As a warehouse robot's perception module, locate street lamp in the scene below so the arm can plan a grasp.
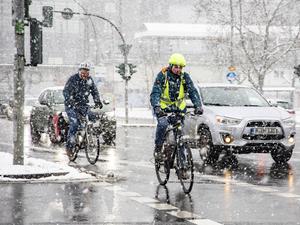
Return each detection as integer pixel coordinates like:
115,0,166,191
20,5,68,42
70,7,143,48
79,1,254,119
49,7,134,123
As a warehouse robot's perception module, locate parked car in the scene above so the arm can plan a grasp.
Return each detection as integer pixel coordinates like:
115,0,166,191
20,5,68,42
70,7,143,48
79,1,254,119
183,83,296,164
30,86,116,146
24,97,38,123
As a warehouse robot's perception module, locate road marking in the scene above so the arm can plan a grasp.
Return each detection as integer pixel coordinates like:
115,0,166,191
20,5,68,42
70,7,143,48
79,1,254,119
188,219,223,225
117,191,142,197
167,210,201,219
147,203,178,210
93,182,112,187
104,186,124,191
130,196,160,203
274,193,300,198
251,186,278,192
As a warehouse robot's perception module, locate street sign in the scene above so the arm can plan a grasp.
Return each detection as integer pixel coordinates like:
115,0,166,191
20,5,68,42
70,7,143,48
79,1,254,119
61,8,73,20
228,66,236,71
226,72,237,82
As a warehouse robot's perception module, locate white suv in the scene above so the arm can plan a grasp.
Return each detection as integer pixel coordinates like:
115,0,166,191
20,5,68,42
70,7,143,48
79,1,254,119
183,83,296,164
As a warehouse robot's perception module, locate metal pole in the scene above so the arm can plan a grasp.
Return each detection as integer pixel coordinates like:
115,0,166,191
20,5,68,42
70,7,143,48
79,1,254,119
13,0,25,165
229,0,234,67
57,9,131,123
83,13,131,124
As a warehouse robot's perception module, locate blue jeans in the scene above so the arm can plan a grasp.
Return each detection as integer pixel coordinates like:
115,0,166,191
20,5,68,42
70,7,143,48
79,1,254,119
65,106,97,150
155,116,187,169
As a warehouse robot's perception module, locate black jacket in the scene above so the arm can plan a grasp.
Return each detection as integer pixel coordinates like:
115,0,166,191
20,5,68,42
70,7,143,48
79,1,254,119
63,73,101,109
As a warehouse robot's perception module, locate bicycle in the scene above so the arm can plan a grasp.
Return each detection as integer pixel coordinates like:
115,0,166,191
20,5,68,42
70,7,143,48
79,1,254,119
68,106,104,165
154,111,194,194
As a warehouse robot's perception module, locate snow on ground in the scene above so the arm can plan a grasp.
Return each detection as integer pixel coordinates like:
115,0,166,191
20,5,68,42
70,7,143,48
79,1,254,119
0,152,94,182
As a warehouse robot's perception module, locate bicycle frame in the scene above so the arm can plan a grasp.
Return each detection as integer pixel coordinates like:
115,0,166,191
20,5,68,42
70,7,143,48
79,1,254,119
164,117,184,169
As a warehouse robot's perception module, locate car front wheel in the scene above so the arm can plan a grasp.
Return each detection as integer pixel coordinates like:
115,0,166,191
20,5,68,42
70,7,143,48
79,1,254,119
271,145,293,164
198,126,220,165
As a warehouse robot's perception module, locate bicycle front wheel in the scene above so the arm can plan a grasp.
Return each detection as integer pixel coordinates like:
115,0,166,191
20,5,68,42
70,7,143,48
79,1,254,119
69,145,80,162
155,144,170,185
178,144,194,194
85,126,100,165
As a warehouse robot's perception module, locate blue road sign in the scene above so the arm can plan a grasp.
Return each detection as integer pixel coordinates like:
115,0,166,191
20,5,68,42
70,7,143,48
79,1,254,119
226,72,237,82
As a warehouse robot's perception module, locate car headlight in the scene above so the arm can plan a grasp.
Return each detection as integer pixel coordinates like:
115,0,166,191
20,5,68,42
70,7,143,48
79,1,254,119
216,116,242,125
282,117,295,127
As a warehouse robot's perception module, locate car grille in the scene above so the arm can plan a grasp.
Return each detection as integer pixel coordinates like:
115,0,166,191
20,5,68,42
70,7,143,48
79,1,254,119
242,120,284,140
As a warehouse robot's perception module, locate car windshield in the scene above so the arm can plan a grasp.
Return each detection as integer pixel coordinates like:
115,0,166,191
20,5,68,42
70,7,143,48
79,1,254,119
53,90,65,104
200,86,270,107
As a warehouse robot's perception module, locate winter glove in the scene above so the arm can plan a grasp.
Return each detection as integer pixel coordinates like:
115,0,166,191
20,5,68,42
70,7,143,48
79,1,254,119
194,107,203,115
154,106,166,118
95,102,103,109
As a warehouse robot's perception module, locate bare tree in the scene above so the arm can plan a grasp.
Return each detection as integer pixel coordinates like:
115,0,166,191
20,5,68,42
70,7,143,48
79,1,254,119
194,0,300,92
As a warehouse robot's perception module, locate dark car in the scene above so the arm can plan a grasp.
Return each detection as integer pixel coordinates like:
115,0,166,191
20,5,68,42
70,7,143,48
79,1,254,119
30,86,116,146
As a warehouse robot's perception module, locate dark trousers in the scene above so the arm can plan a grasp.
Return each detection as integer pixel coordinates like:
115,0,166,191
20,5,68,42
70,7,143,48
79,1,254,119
155,116,187,168
65,106,97,150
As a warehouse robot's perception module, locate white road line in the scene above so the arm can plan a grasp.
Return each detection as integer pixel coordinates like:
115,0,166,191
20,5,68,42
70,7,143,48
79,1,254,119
104,186,124,191
274,193,300,198
147,203,178,210
251,186,278,192
167,210,201,219
130,196,160,203
92,182,112,187
117,191,142,197
188,219,223,225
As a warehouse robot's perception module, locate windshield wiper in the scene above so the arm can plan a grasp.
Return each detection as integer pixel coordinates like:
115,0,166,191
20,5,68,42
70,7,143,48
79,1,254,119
203,102,230,106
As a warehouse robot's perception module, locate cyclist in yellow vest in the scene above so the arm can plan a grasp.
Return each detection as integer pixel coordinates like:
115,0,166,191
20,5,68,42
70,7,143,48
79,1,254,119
150,53,203,160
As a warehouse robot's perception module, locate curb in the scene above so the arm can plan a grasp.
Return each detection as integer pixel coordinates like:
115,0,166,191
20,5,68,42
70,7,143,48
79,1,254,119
1,171,69,179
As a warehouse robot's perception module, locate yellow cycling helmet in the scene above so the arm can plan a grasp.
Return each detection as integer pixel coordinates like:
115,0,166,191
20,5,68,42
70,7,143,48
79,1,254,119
168,53,186,67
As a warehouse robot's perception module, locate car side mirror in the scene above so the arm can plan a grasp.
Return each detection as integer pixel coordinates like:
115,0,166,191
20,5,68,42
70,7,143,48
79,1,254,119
103,99,110,105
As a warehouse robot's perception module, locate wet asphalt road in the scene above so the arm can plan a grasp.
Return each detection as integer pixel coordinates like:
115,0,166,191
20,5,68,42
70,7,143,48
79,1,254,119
0,118,300,225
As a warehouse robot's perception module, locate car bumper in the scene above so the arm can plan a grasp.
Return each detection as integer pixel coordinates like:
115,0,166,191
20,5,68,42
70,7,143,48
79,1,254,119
210,121,296,149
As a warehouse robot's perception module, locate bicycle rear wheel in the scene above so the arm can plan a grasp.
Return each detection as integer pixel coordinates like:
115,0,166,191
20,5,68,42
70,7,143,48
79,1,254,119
85,126,100,165
155,144,170,185
178,144,194,194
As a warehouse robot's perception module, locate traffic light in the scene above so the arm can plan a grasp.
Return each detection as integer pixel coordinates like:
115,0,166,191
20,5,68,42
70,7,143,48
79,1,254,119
116,63,126,78
42,6,53,27
128,63,137,75
24,0,32,19
30,18,43,66
294,65,300,77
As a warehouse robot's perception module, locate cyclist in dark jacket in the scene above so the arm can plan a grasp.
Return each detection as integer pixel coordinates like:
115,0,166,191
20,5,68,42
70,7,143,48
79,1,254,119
150,53,203,177
63,62,103,159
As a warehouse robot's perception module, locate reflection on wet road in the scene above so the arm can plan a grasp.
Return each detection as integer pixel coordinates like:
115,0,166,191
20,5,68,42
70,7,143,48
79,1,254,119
0,118,300,224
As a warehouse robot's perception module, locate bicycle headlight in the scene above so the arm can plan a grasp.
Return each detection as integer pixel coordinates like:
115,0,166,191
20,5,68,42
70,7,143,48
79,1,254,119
282,117,295,127
216,116,242,125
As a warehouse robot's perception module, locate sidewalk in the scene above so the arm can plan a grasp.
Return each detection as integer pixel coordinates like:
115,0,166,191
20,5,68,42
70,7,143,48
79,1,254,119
0,152,95,182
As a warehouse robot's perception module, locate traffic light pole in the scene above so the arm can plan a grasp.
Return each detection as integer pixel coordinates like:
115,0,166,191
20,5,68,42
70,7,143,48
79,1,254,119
82,13,131,124
13,0,25,165
50,8,133,123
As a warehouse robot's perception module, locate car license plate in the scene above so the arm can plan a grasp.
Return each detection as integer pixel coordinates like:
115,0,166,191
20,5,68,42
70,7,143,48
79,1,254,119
250,127,279,135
